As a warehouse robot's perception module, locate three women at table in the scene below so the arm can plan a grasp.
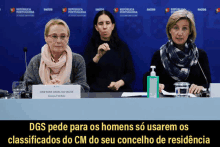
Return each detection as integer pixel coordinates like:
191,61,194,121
24,19,90,92
24,9,211,94
83,10,135,92
143,9,211,94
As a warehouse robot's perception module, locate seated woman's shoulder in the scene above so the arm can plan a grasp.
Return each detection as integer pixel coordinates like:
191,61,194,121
198,48,208,56
118,39,127,47
155,49,160,54
72,52,84,61
30,53,41,62
198,48,206,53
116,39,130,51
153,49,161,57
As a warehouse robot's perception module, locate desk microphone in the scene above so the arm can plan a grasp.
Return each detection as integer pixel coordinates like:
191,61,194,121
0,89,8,98
23,47,28,90
23,47,28,70
191,48,210,97
21,47,32,98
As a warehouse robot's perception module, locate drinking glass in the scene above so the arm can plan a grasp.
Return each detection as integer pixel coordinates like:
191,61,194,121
12,81,26,99
174,82,190,98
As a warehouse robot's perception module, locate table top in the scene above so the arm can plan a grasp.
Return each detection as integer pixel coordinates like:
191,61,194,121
0,92,218,120
1,92,167,99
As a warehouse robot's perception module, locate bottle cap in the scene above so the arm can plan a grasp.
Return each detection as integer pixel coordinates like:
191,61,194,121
150,66,156,76
150,66,156,69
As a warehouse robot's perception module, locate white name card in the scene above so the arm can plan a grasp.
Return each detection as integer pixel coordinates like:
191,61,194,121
32,85,81,99
210,83,220,98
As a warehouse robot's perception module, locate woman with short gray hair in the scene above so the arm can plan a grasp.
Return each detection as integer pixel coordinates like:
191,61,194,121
24,19,90,92
143,9,211,94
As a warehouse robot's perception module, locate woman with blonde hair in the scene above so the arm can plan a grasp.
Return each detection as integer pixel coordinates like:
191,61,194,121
143,9,211,94
24,18,90,92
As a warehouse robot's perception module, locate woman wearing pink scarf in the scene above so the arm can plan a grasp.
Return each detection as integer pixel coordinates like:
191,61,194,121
24,19,90,92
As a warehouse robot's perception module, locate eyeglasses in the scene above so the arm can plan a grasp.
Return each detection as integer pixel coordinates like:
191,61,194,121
47,34,68,41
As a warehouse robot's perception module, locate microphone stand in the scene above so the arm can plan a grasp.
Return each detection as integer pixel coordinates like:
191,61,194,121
21,47,32,98
23,47,28,71
191,48,210,97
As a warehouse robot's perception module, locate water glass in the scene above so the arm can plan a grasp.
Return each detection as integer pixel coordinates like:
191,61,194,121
12,81,26,99
174,82,190,98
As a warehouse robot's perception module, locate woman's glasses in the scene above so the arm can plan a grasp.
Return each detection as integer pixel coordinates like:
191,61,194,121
47,34,68,41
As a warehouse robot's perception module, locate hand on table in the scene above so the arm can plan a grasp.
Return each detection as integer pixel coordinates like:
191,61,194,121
45,79,61,85
159,84,165,93
189,84,204,94
108,80,125,91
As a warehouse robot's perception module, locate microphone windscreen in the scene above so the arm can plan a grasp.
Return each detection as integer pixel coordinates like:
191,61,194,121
23,47,27,52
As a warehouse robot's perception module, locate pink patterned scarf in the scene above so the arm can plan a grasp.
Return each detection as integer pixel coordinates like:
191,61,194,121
39,44,72,85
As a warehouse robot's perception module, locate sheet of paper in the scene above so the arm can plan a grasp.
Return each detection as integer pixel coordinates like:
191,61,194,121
121,92,147,97
188,93,196,97
162,90,196,97
162,90,176,96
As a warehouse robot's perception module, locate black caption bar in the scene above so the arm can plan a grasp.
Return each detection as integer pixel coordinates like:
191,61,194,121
1,121,219,146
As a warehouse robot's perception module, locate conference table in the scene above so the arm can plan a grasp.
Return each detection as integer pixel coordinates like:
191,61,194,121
0,92,219,120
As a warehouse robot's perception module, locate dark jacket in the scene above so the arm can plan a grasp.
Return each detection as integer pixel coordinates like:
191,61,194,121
143,49,211,92
84,39,135,92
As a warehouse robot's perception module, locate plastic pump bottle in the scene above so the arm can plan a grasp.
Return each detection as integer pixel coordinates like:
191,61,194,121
147,66,159,98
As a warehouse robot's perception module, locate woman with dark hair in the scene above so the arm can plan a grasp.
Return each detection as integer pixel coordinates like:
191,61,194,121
84,10,135,92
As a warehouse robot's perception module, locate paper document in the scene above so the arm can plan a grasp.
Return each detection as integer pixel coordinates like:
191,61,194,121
162,90,196,97
121,92,147,97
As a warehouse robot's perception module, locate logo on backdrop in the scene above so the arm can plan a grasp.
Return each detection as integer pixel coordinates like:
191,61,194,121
95,8,104,11
119,8,138,17
67,8,86,17
11,8,35,17
62,7,67,13
44,8,53,12
169,8,185,14
146,8,156,11
165,8,170,13
114,8,119,13
197,8,206,11
10,7,15,13
206,8,220,29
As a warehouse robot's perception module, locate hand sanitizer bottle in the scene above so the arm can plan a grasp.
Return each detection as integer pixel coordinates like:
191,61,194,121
147,66,159,98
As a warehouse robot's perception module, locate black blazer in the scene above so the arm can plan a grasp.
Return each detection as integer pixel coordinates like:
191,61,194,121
143,49,211,92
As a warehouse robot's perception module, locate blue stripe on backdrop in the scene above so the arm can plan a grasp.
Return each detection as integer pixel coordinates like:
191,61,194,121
0,0,220,92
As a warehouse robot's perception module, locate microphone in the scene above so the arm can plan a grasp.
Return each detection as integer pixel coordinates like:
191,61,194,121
23,47,28,70
0,89,9,98
21,81,33,98
191,48,210,97
21,47,32,98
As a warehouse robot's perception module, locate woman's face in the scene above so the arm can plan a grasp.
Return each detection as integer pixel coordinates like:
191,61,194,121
45,24,69,55
95,14,115,41
169,19,190,46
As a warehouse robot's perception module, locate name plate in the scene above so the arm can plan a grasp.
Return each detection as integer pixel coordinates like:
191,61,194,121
32,85,81,99
210,83,220,97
